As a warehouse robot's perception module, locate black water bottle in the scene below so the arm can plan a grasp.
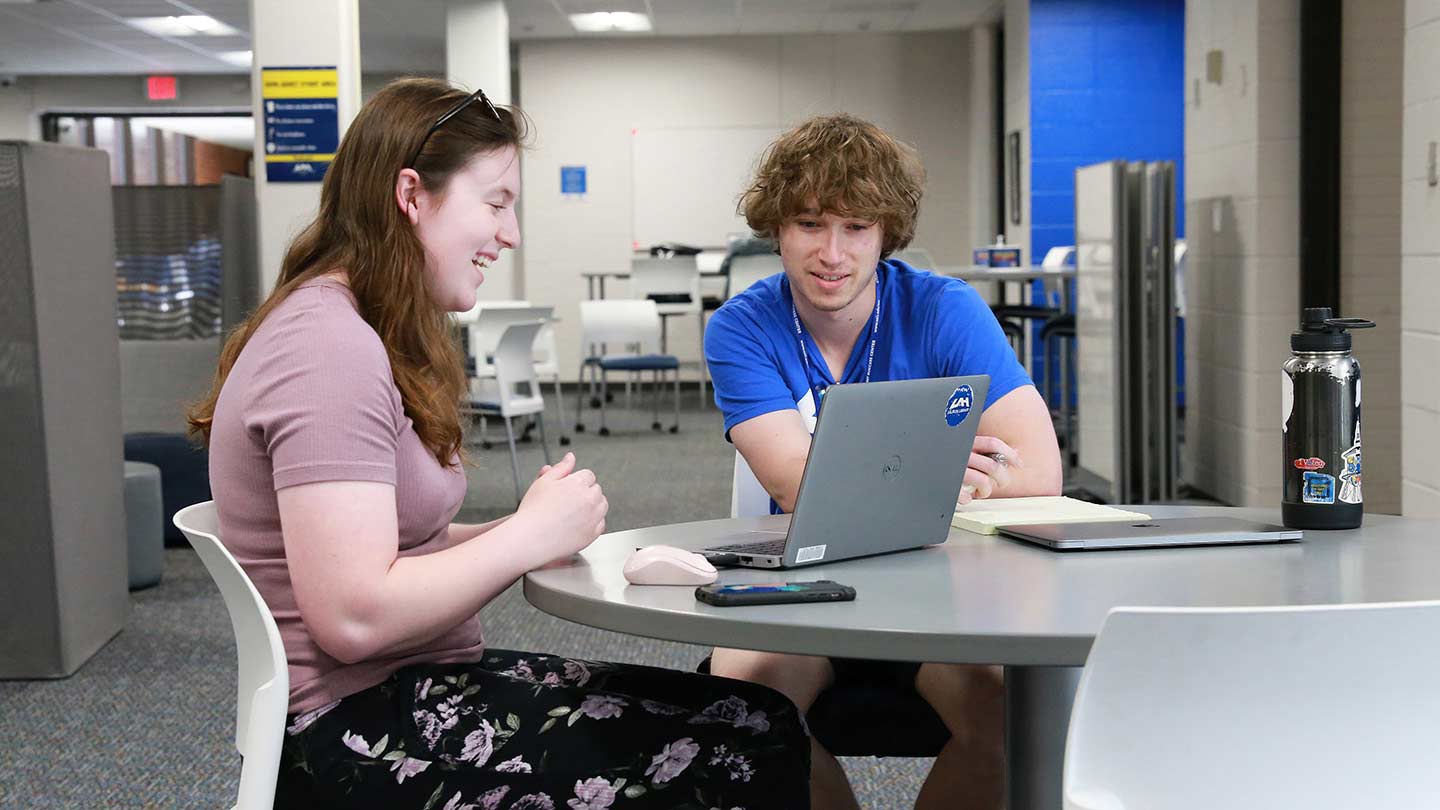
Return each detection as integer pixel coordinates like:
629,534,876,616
1281,307,1375,529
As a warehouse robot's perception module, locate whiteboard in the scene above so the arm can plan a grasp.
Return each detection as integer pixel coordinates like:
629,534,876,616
631,126,781,249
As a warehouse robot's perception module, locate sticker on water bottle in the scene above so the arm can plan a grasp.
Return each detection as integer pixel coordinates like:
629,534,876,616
1338,421,1363,504
1302,471,1337,505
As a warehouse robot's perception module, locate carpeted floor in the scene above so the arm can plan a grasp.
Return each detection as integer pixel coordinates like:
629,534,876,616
0,395,933,810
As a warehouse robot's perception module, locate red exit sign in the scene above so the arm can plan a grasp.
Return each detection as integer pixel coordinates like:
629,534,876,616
145,75,178,101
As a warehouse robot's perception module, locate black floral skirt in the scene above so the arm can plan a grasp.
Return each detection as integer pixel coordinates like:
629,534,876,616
276,649,810,810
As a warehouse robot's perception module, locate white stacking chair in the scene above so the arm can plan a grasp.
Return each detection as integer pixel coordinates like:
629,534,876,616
730,451,772,518
1042,245,1076,267
631,256,705,405
455,296,518,371
1063,602,1440,810
576,299,680,436
467,304,566,446
630,256,701,348
891,246,937,269
173,501,289,810
465,320,551,504
726,253,785,300
466,301,541,378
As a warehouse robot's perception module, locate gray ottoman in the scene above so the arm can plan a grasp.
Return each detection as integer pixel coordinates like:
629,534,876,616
123,461,164,590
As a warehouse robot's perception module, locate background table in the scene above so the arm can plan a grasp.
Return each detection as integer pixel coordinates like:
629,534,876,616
525,504,1440,810
937,264,1076,284
582,268,726,299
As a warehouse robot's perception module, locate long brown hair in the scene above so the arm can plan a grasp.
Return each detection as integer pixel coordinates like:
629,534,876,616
188,78,528,467
739,113,925,257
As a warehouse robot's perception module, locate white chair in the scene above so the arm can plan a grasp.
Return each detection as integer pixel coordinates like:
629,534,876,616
465,320,551,503
466,304,568,447
631,256,705,405
466,301,542,378
726,253,785,300
630,256,701,347
1042,245,1075,268
576,299,680,436
173,501,289,810
471,300,570,445
730,451,772,518
892,247,937,269
1063,602,1440,810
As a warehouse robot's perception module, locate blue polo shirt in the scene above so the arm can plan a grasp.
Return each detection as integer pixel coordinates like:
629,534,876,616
705,259,1033,438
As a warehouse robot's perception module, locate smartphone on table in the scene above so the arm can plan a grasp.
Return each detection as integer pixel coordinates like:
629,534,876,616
695,580,856,607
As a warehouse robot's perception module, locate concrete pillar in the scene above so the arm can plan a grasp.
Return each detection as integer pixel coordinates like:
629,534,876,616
1400,0,1440,516
447,0,520,300
249,0,362,295
968,23,999,254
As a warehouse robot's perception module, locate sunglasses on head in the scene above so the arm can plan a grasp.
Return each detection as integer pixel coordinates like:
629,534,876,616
405,87,502,170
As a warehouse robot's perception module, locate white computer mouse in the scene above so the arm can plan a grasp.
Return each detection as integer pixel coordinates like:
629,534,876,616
623,545,718,586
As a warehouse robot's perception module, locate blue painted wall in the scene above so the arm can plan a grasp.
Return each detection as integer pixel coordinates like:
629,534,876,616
1026,0,1187,406
1028,0,1186,264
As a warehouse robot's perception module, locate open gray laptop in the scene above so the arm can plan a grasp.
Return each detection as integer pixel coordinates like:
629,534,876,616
999,517,1302,551
700,375,989,569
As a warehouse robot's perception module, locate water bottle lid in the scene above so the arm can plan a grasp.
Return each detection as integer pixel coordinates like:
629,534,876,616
1291,307,1376,352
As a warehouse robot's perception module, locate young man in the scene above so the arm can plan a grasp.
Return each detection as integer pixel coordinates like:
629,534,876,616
703,114,1063,810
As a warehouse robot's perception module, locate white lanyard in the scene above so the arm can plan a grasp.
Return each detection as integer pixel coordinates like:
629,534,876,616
790,274,881,405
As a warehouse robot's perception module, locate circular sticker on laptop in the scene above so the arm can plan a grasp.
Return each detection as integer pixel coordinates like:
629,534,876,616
945,384,974,427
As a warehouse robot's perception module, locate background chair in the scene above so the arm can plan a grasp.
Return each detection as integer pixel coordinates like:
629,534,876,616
123,460,165,589
999,316,1025,358
576,299,681,437
1042,312,1078,465
631,256,705,405
729,451,772,518
173,501,288,810
1064,602,1440,810
463,303,569,448
465,320,552,504
991,245,1070,323
725,253,785,300
707,452,952,758
124,431,212,546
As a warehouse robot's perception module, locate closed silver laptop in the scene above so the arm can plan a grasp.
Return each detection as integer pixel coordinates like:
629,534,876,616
999,517,1303,551
702,375,989,569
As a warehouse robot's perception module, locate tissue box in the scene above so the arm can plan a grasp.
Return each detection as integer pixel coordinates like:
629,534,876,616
988,247,1022,267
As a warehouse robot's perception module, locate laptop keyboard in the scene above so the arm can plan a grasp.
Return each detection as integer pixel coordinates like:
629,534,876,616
706,539,787,556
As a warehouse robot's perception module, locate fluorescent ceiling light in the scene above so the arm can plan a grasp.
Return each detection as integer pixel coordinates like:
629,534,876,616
176,15,217,32
217,50,253,67
569,12,652,32
125,16,240,37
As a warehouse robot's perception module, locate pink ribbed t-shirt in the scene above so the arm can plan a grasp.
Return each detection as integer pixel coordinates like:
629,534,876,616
209,277,481,714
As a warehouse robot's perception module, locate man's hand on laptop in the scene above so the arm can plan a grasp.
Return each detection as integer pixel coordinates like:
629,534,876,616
958,436,1024,505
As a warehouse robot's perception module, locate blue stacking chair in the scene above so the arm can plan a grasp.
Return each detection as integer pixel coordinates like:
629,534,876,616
575,299,681,436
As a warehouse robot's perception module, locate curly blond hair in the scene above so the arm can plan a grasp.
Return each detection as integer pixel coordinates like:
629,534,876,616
738,114,925,257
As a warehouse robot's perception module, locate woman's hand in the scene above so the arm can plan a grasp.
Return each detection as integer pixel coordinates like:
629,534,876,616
514,452,609,563
958,436,1024,505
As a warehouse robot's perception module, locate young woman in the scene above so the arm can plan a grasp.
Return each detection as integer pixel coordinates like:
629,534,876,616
189,78,808,810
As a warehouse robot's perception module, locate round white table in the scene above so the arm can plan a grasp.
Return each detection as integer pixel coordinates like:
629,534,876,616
524,505,1440,809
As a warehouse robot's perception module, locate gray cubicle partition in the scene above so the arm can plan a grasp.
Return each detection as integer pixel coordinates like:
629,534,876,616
0,141,129,678
220,174,258,333
1074,160,1178,504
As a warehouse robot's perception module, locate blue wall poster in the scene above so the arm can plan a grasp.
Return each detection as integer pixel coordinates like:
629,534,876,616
261,66,340,183
561,165,587,195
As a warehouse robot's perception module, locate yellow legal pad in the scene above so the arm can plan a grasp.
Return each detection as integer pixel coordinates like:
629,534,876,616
952,496,1150,535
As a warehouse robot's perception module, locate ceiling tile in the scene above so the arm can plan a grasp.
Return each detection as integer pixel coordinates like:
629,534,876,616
0,0,988,75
